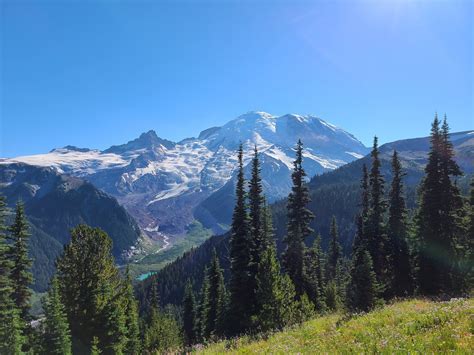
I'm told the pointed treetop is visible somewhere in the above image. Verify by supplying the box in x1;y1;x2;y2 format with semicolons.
431;113;441;136
372;136;378;150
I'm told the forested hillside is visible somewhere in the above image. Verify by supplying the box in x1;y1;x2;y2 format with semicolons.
0;163;141;291
140;128;474;307
196;130;473;252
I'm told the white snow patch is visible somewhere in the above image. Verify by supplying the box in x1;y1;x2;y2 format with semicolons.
346;151;365;159
264;147;294;169
1;150;132;176
319;119;337;131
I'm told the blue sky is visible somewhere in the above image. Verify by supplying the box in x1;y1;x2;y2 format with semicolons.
1;0;472;157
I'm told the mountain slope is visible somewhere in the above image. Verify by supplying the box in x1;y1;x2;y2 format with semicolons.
201;298;473;353
139;130;473;306
0;163;142;291
199;130;474;236
1;111;369;241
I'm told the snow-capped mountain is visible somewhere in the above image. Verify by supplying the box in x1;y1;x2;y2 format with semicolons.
1;111;369;238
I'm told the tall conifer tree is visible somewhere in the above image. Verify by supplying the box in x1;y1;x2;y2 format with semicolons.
387;150;413;296
346;249;380;312
183;280;197;346
361;164;370;219
248;146;264;315
229;144;252;334
327;216;342;281
8;201;33;321
42;277;72;355
353;164;370;254
347;160;382;312
123;266;140;355
416;115;463;295
197;267;210;341
255;245;296;332
305;235;326;311
0;196;24;354
204;249;226;338
261;200;274;251
440;116;465;291
283;139;314;297
366;137;389;290
249;145;265;261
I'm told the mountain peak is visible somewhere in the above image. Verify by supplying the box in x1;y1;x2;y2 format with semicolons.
198;126;221;140
104;130;175;154
139;129;159;139
136;130;162;146
50;145;93;153
235;111;275;123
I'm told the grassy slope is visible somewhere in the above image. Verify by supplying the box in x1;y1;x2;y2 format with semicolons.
200;298;473;354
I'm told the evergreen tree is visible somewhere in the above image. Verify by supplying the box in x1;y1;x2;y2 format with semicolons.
324;280;340;311
327;216;342;281
182;280;197;346
304;235;326;311
294;293;316;323
283;139;314;297
249;145;265;263
123;266;140;355
255;246;297;332
144;305;183;353
416;115;463;295
440;116;465;292
197;267;210;341
336;259;350;305
8;201;33;321
366;137;389;291
228;144;252;334
346;249;380;313
387;150;413;297
42;277;72;355
149;278;160;311
361;164;370;219
56;224;126;353
254;200;280;317
0;196;24;354
102;288;127;354
248;146;265;315
204;249;226;338
352;165;370;254
261;200;274;251
468;178;474;283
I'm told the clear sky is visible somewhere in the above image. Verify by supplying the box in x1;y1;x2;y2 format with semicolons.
1;0;472;157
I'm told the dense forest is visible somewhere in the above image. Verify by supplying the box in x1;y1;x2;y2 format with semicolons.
0;115;472;353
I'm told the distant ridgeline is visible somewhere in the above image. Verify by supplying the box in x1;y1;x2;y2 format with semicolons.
138;130;474;307
1;112;370;240
0;163;141;291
